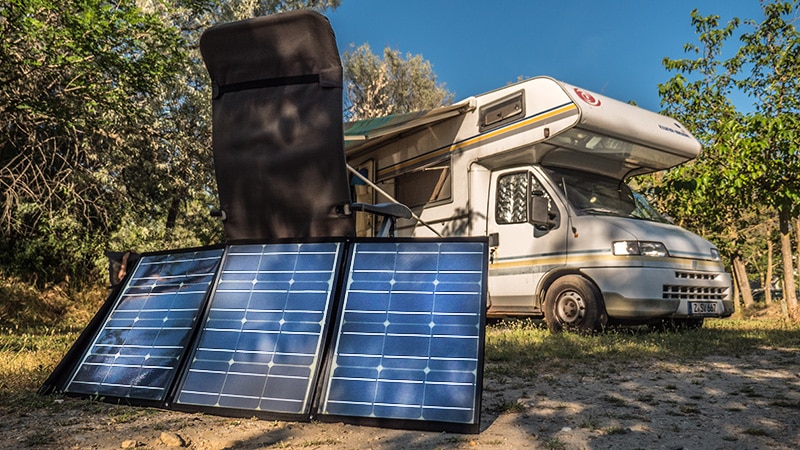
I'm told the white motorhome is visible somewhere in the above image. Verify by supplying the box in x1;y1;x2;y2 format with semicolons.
344;76;734;332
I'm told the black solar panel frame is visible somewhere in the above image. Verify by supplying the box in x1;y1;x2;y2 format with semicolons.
39;245;226;407
166;238;350;421
312;237;488;434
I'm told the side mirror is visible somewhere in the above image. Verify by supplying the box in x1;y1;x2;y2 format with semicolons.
530;196;554;229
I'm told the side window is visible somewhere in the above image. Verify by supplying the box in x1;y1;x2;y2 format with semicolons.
496;172;528;224
393;160;451;208
529;175;553;209
479;90;525;132
496;171;556;226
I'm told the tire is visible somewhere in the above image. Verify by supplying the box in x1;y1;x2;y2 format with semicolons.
544;275;607;334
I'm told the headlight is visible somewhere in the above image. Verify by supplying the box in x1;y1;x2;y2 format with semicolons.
710;248;721;261
612;241;669;257
612;241;640;255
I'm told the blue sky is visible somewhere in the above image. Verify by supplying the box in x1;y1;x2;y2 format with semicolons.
327;1;764;113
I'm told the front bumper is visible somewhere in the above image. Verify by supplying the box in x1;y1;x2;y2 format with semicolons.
582;266;733;320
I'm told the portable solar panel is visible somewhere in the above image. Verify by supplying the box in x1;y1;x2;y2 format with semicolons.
173;242;344;418
61;248;224;402
317;239;487;433
42;238;487;434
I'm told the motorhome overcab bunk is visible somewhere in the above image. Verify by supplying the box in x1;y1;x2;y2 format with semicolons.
344;76;734;332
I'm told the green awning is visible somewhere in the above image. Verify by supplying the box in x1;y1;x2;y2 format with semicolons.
344;100;474;155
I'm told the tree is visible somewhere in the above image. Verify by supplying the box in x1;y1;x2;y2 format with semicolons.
649;2;800;317
211;0;340;22
342;44;454;121
735;0;800;313
0;0;188;285
649;8;758;307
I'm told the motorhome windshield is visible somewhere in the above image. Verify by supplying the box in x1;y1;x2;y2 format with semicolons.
544;166;670;223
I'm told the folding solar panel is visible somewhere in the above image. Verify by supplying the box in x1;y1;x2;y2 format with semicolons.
318;239;487;433
42;238;487;433
62;248;224;402
173;242;343;417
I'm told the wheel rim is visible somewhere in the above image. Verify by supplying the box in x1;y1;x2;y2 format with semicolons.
555;290;586;325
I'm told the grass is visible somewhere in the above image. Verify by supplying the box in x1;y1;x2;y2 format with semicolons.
484;315;800;379
0;275;104;332
0;276;106;396
600;394;629;407
0;329;80;393
542;437;567;450
490;399;526;414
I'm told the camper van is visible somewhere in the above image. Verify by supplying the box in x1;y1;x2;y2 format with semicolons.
344;76;734;332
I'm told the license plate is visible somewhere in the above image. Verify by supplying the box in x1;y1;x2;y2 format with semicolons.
689;301;717;316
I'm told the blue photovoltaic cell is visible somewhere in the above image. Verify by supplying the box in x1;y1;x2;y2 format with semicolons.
321;241;485;425
65;248;224;400
175;242;341;414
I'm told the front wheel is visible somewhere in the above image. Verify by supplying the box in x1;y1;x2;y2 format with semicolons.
544;275;607;334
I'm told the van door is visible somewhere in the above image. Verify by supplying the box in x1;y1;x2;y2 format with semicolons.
486;167;566;315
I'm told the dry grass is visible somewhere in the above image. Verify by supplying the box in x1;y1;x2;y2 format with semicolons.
0;276;106;394
0;275;105;331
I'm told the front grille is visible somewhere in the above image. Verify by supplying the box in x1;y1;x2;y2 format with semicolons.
662;285;728;301
675;271;718;281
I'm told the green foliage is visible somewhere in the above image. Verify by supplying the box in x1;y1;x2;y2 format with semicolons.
0;0;190;285
214;0;341;22
0;274;105;331
0;210;105;287
641;2;800;310
735;1;800;220
342;44;455;120
643;9;746;254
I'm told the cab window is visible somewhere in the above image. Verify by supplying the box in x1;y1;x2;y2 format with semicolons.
496;171;555;226
496;172;529;224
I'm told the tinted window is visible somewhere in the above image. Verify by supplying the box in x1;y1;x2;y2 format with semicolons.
394;163;451;207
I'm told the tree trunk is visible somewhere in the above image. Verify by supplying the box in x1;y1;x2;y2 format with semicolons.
731;263;741;312
165;196;181;242
778;209;798;315
165;197;181;230
765;239;773;305
733;255;754;308
796;217;800;303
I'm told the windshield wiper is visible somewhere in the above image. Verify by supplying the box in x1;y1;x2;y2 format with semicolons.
579;206;621;216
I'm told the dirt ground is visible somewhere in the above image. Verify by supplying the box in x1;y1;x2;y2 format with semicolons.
2;346;799;450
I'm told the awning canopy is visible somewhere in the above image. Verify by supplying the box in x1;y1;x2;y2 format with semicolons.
344;99;474;157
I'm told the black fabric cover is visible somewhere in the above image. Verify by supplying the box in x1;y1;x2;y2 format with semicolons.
200;11;354;240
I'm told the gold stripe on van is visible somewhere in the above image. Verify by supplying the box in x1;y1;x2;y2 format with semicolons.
490;255;567;270
491;253;723;272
